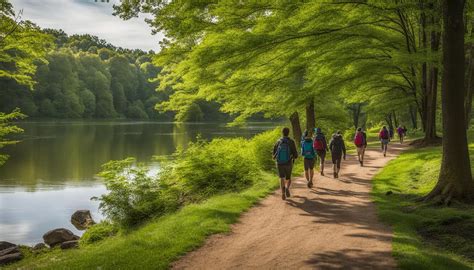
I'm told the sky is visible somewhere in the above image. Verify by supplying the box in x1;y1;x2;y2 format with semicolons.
10;0;163;51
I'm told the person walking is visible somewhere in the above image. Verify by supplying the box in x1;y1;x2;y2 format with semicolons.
379;126;390;157
396;125;405;144
353;127;367;166
329;131;346;179
313;127;328;176
273;127;298;200
301;130;316;188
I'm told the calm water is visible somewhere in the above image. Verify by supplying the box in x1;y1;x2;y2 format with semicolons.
0;121;276;245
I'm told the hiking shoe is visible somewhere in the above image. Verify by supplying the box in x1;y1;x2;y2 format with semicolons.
333;172;337;178
384;152;386;157
282;193;286;200
361;161;364;167
321;171;324;176
307;181;313;188
285;187;291;198
336;173;339;178
359;160;362;166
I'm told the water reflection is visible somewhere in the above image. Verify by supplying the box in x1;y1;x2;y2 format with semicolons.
0;121;275;244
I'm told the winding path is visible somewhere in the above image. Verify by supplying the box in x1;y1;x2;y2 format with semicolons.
173;144;407;270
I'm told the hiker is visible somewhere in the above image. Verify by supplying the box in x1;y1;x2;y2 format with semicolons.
397;125;405;144
301;130;316;188
273;127;298;200
353;127;367;166
389;126;394;139
379;126;390;157
329;131;346;179
313;127;328;176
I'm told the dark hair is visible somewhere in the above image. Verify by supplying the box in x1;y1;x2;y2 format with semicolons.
303;130;309;137
282;127;290;137
357;127;362;132
382;126;386;129
336;130;342;135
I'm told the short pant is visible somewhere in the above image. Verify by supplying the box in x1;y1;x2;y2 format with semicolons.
277;163;293;180
304;158;315;170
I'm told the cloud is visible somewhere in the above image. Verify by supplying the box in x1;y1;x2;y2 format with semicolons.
11;0;163;51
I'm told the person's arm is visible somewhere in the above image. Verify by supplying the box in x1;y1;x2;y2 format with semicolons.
342;140;347;158
324;137;328;152
363;133;367;146
272;141;279;159
291;140;298;160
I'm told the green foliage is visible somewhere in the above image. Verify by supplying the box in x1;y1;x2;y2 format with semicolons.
95;158;178;227
250;127;280;171
80;222;119;245
167;138;260;201
0;108;25;165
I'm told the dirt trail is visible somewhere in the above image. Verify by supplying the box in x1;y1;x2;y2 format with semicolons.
173;144;407;270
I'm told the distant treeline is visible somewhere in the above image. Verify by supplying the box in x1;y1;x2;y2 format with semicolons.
0;30;229;121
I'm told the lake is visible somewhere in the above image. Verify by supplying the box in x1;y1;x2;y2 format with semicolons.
0;121;276;245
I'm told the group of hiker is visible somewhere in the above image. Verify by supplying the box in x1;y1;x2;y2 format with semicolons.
272;125;407;200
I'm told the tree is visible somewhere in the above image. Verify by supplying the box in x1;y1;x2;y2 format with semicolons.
425;0;474;203
0;108;25;165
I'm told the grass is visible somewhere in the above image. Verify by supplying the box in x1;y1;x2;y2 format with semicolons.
372;132;474;270
7;172;278;270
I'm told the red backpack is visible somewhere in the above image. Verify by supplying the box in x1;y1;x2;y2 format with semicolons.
380;130;389;139
313;137;324;150
354;132;364;146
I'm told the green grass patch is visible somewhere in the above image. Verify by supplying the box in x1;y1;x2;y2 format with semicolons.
7;172;278;270
372;134;474;270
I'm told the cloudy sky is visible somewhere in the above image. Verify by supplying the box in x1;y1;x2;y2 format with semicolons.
11;0;163;51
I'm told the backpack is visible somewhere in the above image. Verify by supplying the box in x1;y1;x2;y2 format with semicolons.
380;130;389;139
331;136;344;153
354;132;364;146
302;140;315;159
276;138;291;164
313;134;325;150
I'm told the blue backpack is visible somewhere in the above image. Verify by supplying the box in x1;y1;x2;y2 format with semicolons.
276;138;291;164
302;139;315;159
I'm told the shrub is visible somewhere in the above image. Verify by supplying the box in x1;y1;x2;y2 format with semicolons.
80;222;119;244
250;128;280;171
94;158;179;227
168;137;260;201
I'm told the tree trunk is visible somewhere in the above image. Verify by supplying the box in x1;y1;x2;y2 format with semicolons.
426;0;474;204
305;98;315;132
393;111;399;128
385;113;393;131
420;3;428;132
409;105;418;129
289;111;302;144
423;3;441;141
465;19;474;128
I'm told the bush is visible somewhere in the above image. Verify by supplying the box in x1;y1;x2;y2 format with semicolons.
250;128;280;171
167;137;260;201
95;158;179;227
80;222;119;244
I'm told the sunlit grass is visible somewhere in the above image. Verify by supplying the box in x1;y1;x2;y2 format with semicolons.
372;132;474;270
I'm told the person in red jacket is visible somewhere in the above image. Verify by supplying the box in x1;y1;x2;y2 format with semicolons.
353;127;367;166
379;126;390;157
313;127;328;176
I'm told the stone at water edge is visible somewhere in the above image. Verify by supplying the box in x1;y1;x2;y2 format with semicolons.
60;240;79;250
0;253;23;266
0;246;20;257
43;228;80;247
71;210;96;230
0;241;16;251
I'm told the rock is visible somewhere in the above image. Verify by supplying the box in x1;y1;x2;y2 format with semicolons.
385;190;393;195
60;240;79;250
33;243;47;251
71;210;95;230
0;241;16;251
0;252;23;266
0;246;19;256
43;228;79;247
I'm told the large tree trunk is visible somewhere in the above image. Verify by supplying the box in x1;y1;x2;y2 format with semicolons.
423;3;441;142
289;111;302;144
465;19;474;128
393;111;399;128
425;0;474;204
420;3;428;133
409;105;418;129
305;98;315;132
